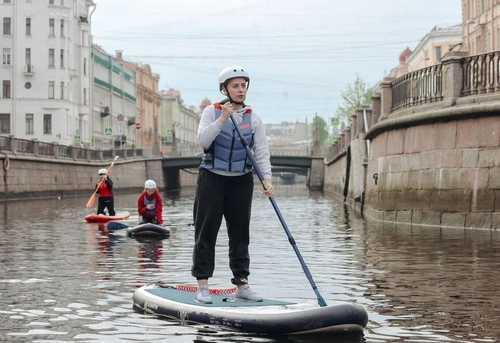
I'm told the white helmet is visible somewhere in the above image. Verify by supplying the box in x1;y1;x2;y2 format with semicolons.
218;66;250;91
98;168;108;175
145;179;157;189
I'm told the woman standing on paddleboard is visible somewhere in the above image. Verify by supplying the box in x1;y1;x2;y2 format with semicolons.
192;66;273;304
96;168;115;216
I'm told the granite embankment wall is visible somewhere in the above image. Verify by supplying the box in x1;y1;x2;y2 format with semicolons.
364;109;500;229
0;155;197;200
324;51;500;230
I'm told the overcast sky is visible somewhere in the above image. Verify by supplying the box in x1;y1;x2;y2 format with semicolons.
92;0;461;123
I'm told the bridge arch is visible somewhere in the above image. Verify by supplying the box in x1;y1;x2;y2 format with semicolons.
161;155;323;190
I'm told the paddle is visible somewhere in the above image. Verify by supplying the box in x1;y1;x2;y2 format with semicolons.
229;114;328;307
85;156;119;208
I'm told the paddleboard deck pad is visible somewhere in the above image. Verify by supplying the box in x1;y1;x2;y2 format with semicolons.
133;284;368;335
127;223;170;239
84;212;130;223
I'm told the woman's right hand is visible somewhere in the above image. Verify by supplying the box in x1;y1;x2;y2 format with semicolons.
218;102;234;124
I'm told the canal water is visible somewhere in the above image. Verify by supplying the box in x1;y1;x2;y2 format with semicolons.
0;184;499;342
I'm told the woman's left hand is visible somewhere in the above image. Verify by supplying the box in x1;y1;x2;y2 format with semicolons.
262;180;273;197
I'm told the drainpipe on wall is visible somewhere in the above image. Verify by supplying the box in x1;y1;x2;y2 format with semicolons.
88;2;96;146
11;0;17;136
360;107;370;217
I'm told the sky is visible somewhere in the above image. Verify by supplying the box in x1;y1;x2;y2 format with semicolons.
92;0;462;123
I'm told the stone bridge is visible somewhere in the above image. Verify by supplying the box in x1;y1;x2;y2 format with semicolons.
161;155;324;190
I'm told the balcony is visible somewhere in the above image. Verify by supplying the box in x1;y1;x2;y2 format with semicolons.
23;64;34;76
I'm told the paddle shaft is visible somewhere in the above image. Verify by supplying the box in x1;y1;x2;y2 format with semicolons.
229;114;327;307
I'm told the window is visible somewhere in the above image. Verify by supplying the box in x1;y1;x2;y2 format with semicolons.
60;81;64;99
48;81;55;99
435;46;442;62
60;19;64;37
48;48;55;68
25;17;32;36
43;114;52;135
60;49;64;68
0;114;10;134
25;113;34;135
49;0;54;5
3;17;11;35
83;87;87;105
2;48;10;65
476;35;483;54
81;30;87;47
3;0;11;4
25;48;31;66
497;28;500;50
60;0;64;6
83;57;87;76
49;18;55;36
2;80;10;99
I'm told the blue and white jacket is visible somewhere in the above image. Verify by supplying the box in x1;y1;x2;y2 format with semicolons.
198;104;272;179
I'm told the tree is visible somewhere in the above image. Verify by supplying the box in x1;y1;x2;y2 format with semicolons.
331;76;373;133
312;114;329;145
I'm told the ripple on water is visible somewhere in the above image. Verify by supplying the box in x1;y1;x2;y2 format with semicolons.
1;187;500;342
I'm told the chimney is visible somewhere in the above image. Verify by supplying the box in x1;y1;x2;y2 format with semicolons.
115;50;123;60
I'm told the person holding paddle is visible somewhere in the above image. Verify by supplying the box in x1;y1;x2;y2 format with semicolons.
192;66;273;304
95;168;115;216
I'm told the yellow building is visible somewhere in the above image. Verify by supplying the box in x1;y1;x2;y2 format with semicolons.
117;52;161;156
389;25;462;78
407;25;462;71
463;0;500;54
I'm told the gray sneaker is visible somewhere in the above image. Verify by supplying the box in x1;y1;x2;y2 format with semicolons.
195;288;212;304
236;285;263;302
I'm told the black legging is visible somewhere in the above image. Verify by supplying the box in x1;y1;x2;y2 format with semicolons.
97;196;115;216
192;169;253;285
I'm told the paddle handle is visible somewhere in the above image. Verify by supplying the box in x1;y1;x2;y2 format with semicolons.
229;115;327;307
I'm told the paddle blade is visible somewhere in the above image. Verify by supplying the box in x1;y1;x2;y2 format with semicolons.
107;221;129;231
85;194;97;208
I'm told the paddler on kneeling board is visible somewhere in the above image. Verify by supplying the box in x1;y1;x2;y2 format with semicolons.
137;179;164;225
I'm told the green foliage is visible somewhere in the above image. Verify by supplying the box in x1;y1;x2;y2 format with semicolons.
312;115;329;144
331;75;373;131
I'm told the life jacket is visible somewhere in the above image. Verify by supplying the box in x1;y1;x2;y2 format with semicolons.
97;179;113;197
143;195;157;216
200;104;254;173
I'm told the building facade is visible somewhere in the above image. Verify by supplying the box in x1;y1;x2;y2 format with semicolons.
462;0;500;54
265;121;311;155
406;25;463;71
159;89;200;156
0;0;95;145
92;46;137;148
388;25;462;79
119;57;160;156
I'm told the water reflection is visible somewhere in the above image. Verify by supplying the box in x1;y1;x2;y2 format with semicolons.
0;186;499;342
360;221;500;341
137;239;164;269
